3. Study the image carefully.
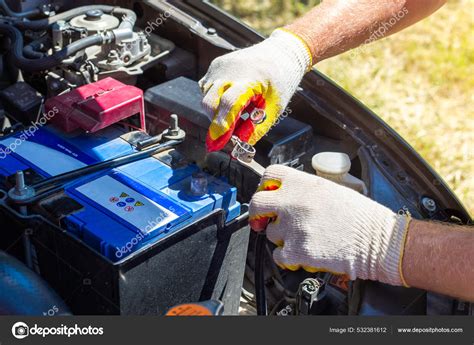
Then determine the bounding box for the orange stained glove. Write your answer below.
[199,29,313,152]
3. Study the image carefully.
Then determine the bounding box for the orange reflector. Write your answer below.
[166,303,213,316]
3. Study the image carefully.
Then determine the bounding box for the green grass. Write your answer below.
[211,0,473,215]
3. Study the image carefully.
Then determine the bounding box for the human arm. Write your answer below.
[200,0,446,151]
[285,0,446,62]
[403,219,474,301]
[249,165,474,301]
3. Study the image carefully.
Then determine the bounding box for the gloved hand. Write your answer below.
[249,165,412,287]
[199,29,312,152]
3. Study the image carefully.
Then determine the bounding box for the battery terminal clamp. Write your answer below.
[136,114,186,150]
[229,136,265,177]
[295,277,327,315]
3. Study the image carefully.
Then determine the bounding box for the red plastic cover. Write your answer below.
[45,78,145,133]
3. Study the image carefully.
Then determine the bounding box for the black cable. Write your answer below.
[33,139,183,190]
[0,0,41,19]
[11,139,184,206]
[0,24,104,72]
[255,232,268,315]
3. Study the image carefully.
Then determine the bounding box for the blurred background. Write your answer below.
[210,0,473,215]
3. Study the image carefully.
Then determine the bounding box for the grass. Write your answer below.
[211,0,473,215]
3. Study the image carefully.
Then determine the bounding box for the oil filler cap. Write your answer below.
[85,9,104,21]
[70,11,119,32]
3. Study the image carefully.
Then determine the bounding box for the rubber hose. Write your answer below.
[0,23,104,72]
[23,45,44,59]
[14,5,136,31]
[0,250,71,315]
[113,8,137,31]
[0,0,41,19]
[255,233,268,315]
[23,35,49,59]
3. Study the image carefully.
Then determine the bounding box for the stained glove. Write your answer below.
[249,165,412,287]
[199,29,312,152]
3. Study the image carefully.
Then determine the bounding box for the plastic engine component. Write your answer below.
[0,82,43,124]
[45,77,146,133]
[0,124,240,261]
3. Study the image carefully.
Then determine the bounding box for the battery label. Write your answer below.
[0,139,86,176]
[75,175,179,234]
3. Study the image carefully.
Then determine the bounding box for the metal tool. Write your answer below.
[230,135,265,177]
[229,134,269,315]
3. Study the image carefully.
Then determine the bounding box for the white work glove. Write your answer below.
[199,29,313,152]
[249,165,411,287]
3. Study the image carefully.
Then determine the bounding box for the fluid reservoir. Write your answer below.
[312,152,367,194]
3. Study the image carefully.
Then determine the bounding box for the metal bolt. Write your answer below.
[169,114,179,136]
[162,114,185,141]
[250,108,266,124]
[421,197,437,212]
[8,170,35,204]
[107,50,119,62]
[207,27,217,35]
[14,171,27,196]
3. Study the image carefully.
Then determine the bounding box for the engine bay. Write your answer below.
[0,0,470,316]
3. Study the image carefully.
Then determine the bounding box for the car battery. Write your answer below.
[0,123,248,315]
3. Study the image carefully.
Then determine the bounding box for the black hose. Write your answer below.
[14,5,136,32]
[0,24,104,72]
[23,35,49,59]
[23,45,44,59]
[0,5,137,71]
[0,0,41,19]
[255,233,268,315]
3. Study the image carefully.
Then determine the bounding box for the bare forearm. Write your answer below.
[402,219,474,301]
[285,0,446,62]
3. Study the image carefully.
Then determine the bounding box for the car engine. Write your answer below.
[0,0,470,316]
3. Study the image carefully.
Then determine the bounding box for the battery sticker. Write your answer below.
[0,139,86,176]
[75,175,180,234]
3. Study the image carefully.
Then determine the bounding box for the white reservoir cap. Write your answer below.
[312,152,351,175]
